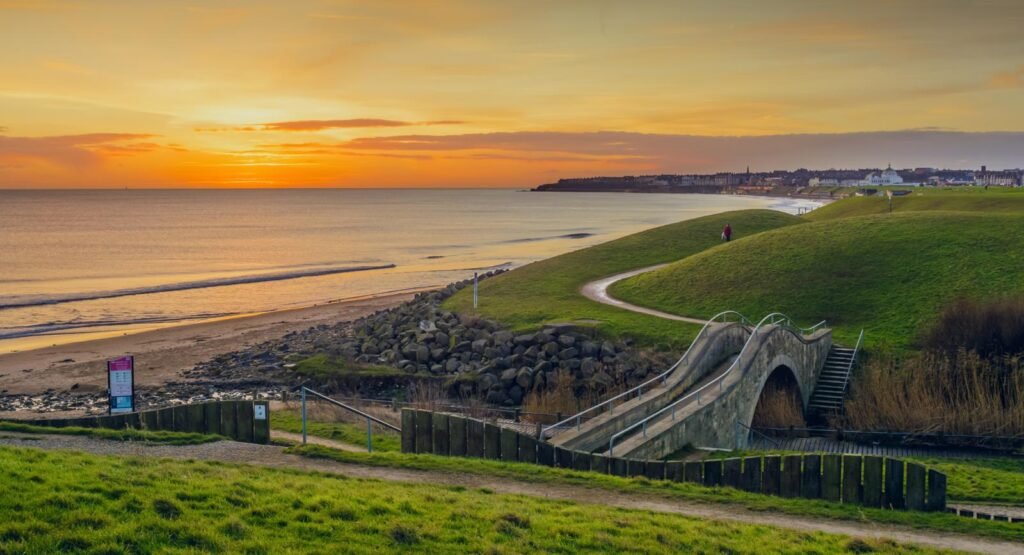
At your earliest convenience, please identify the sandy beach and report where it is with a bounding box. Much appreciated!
[0,290,421,400]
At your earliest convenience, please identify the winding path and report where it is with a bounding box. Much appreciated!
[0,432,1018,554]
[580,264,706,324]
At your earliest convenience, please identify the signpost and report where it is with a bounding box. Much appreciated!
[107,355,135,414]
[473,272,479,309]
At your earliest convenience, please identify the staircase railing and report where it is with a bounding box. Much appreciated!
[608,312,815,456]
[301,387,400,452]
[835,329,864,411]
[541,310,752,438]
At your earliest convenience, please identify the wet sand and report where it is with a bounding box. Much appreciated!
[0,290,422,399]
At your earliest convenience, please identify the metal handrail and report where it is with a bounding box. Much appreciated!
[301,387,400,452]
[541,310,752,438]
[835,329,864,410]
[608,312,814,456]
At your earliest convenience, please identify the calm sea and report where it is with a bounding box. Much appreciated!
[0,189,816,352]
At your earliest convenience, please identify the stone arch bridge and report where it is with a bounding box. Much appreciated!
[546,312,840,460]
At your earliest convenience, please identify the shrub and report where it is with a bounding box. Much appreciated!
[921,297,1024,359]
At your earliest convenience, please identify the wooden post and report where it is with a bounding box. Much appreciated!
[702,459,723,487]
[762,455,781,496]
[611,457,629,477]
[780,455,801,498]
[400,409,416,453]
[187,404,205,433]
[141,409,159,431]
[684,461,702,484]
[627,459,646,478]
[555,447,573,468]
[236,402,254,443]
[536,440,555,466]
[518,435,538,464]
[740,457,762,493]
[905,463,926,511]
[499,428,518,462]
[666,461,684,482]
[449,416,467,457]
[722,458,742,489]
[842,455,863,505]
[926,469,946,512]
[415,410,433,454]
[801,455,822,499]
[645,460,666,481]
[252,401,270,444]
[171,405,189,433]
[432,413,450,456]
[822,455,842,502]
[592,454,609,474]
[204,402,222,435]
[862,456,883,508]
[483,423,501,460]
[219,402,237,440]
[573,451,592,472]
[884,458,905,509]
[466,418,485,458]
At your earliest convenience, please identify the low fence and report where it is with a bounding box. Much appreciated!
[401,409,946,511]
[6,400,270,444]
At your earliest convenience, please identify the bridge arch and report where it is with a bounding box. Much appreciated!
[748,363,806,430]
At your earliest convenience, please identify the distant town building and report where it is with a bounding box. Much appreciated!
[974,169,1022,187]
[863,164,904,186]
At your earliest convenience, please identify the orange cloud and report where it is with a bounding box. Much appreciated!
[990,65,1024,88]
[262,119,466,131]
[0,133,156,167]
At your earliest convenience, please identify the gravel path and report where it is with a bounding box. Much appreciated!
[0,433,1019,554]
[580,264,707,324]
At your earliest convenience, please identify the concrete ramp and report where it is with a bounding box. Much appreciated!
[549,320,750,452]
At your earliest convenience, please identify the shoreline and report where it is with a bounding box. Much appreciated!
[0,288,430,402]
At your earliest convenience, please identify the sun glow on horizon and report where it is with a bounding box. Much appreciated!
[2,1,1024,188]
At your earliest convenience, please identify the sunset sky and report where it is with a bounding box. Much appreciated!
[2,0,1024,188]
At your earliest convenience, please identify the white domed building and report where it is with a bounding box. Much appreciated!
[863,164,904,186]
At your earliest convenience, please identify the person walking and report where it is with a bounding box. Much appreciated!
[722,223,732,242]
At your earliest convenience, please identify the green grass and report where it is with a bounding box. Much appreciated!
[807,190,1024,221]
[611,211,1024,347]
[288,444,1023,543]
[292,354,409,378]
[0,447,947,554]
[444,209,802,350]
[0,421,222,445]
[271,408,401,452]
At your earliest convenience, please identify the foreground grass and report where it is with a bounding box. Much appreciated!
[0,447,943,554]
[806,190,1024,221]
[444,209,802,350]
[289,445,1022,543]
[612,211,1024,347]
[0,421,221,445]
[271,408,401,452]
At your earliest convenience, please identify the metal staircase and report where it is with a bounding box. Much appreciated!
[807,330,863,417]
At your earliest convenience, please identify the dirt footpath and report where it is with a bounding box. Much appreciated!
[0,432,1018,555]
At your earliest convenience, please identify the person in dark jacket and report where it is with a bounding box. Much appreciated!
[722,223,732,242]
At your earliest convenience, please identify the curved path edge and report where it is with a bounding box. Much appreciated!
[580,264,706,324]
[0,433,1018,555]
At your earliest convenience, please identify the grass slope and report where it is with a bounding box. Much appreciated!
[0,421,222,445]
[807,190,1024,221]
[272,409,401,452]
[0,447,942,554]
[611,211,1024,347]
[293,445,1022,542]
[443,209,802,350]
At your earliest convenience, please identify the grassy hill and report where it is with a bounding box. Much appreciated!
[807,189,1024,221]
[610,211,1024,347]
[443,209,801,349]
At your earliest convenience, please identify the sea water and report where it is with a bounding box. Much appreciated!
[0,189,816,351]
